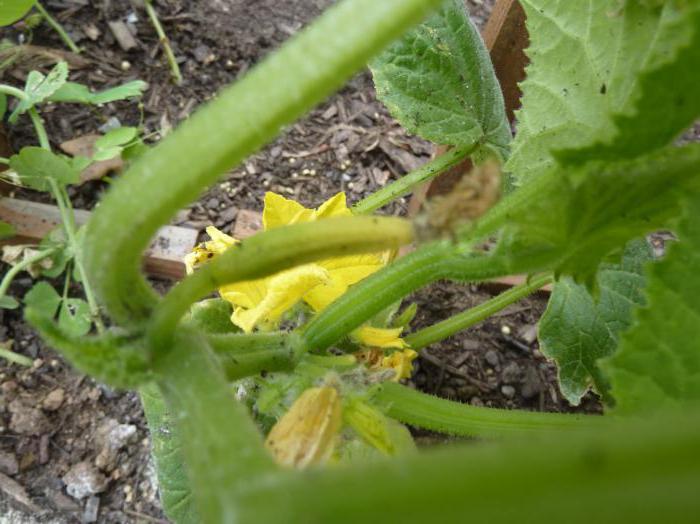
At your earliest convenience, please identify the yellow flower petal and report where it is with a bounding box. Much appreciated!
[265,386,342,468]
[204,226,236,253]
[228,264,330,332]
[381,349,418,381]
[262,192,315,230]
[313,192,352,219]
[354,326,408,349]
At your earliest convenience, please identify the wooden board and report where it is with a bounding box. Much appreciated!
[0,197,198,280]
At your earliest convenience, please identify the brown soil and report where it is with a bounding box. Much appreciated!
[0,1,600,522]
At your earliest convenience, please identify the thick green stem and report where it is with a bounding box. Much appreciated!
[0,247,56,299]
[207,332,303,380]
[34,2,81,54]
[301,242,512,353]
[154,327,279,523]
[372,382,595,437]
[234,409,700,523]
[148,216,413,353]
[82,0,443,328]
[352,144,476,214]
[144,0,182,85]
[405,273,553,349]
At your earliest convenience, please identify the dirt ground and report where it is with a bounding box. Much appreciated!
[0,1,600,522]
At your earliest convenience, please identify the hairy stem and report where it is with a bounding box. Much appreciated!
[301,242,512,353]
[405,273,553,349]
[34,2,81,54]
[149,216,413,353]
[154,327,278,522]
[372,382,595,437]
[352,144,476,214]
[82,0,443,328]
[144,0,182,85]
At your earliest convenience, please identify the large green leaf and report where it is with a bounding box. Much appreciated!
[371,0,510,157]
[0,0,35,26]
[8,61,68,123]
[58,298,92,337]
[508,1,700,181]
[140,384,198,524]
[23,281,61,319]
[603,195,700,414]
[496,144,700,287]
[48,80,147,105]
[539,240,652,406]
[9,146,80,191]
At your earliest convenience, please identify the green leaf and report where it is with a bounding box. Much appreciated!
[0,221,14,240]
[498,144,700,287]
[140,384,199,524]
[9,146,80,191]
[371,0,510,157]
[539,240,652,405]
[92,146,122,162]
[96,126,138,149]
[25,308,151,389]
[58,298,91,337]
[0,296,19,310]
[508,1,700,181]
[48,80,147,105]
[9,61,68,123]
[23,281,61,318]
[603,194,700,414]
[39,229,70,278]
[0,0,35,26]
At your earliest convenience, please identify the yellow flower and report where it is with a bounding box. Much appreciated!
[355,347,418,381]
[265,386,342,468]
[184,192,409,348]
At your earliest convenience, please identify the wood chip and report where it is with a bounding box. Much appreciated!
[0,471,42,514]
[108,21,138,51]
[232,209,262,239]
[60,134,124,184]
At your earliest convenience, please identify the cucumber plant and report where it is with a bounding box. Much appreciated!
[12,0,700,522]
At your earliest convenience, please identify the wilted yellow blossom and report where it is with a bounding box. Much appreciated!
[265,386,342,468]
[184,192,408,347]
[355,347,418,381]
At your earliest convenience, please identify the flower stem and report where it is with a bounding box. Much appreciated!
[352,143,476,214]
[34,2,81,54]
[0,343,33,367]
[0,84,28,100]
[28,107,104,333]
[144,0,182,85]
[405,273,553,350]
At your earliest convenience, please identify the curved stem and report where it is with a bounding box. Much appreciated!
[405,273,553,350]
[352,144,476,214]
[0,344,33,367]
[82,0,443,328]
[0,247,56,298]
[0,84,28,100]
[148,216,414,354]
[372,382,599,437]
[34,2,81,54]
[301,242,513,353]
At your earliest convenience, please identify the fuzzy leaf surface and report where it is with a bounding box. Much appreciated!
[508,1,700,181]
[603,195,700,414]
[371,0,510,156]
[539,240,652,405]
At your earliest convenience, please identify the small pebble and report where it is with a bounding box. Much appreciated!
[501,385,516,398]
[42,388,65,411]
[484,349,499,367]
